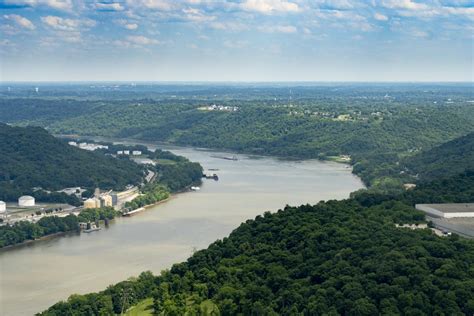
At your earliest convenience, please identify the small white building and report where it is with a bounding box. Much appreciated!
[0,201,6,213]
[123,150,130,155]
[416,203,474,218]
[58,187,84,196]
[19,195,35,207]
[132,150,142,156]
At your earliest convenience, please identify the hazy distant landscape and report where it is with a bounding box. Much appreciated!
[2,83,473,189]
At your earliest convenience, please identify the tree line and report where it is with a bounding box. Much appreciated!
[0,207,118,248]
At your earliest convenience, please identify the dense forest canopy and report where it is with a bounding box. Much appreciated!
[89,140,204,193]
[41,177,474,315]
[1,83,473,190]
[0,123,144,202]
[401,132,474,182]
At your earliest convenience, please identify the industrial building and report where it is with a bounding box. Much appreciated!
[18,195,35,207]
[416,203,474,218]
[84,194,113,209]
[100,195,113,207]
[84,198,101,209]
[0,201,6,213]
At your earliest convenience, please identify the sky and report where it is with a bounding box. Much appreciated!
[0,0,473,82]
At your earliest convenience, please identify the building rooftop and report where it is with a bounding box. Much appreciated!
[416,203,474,213]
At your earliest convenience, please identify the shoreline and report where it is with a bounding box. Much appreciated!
[56,134,355,165]
[0,231,75,252]
[1,136,360,252]
[0,193,183,251]
[124,194,175,215]
[57,134,361,179]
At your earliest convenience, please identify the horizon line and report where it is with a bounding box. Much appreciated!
[1,80,473,85]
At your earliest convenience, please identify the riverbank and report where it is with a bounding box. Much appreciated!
[58,134,354,164]
[60,134,361,180]
[124,195,174,215]
[0,195,180,251]
[0,231,74,252]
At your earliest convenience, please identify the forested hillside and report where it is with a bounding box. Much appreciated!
[41,195,474,315]
[1,84,473,190]
[91,141,204,193]
[39,123,474,315]
[0,124,144,202]
[402,132,474,182]
[353,169,474,208]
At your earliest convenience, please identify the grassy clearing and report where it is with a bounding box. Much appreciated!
[125,298,153,316]
[155,159,177,165]
[326,155,351,163]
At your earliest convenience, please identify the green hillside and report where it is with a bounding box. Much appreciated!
[40,138,474,315]
[41,193,474,315]
[0,123,144,202]
[40,130,474,315]
[402,132,474,182]
[1,84,473,190]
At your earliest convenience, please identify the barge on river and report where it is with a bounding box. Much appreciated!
[122,207,145,217]
[210,155,238,161]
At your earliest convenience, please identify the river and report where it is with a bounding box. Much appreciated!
[0,143,364,315]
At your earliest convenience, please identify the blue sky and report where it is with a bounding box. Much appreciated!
[0,0,473,81]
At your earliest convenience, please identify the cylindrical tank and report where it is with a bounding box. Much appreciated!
[0,201,6,213]
[18,195,35,207]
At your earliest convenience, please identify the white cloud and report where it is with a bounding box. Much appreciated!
[441,6,474,19]
[381,0,429,11]
[94,2,124,11]
[258,25,297,33]
[182,8,216,22]
[113,35,160,49]
[125,23,138,30]
[240,0,300,14]
[209,21,249,32]
[312,0,355,10]
[125,0,177,11]
[380,0,474,19]
[44,0,72,11]
[41,16,96,31]
[374,12,389,21]
[115,19,139,30]
[126,35,159,45]
[3,0,37,6]
[3,14,36,30]
[5,0,73,11]
[311,10,375,32]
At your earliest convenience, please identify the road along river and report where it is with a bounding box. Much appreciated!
[0,142,364,315]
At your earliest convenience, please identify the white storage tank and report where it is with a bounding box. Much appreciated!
[18,195,35,207]
[0,201,6,213]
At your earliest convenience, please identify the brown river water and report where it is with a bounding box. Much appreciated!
[0,142,364,315]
